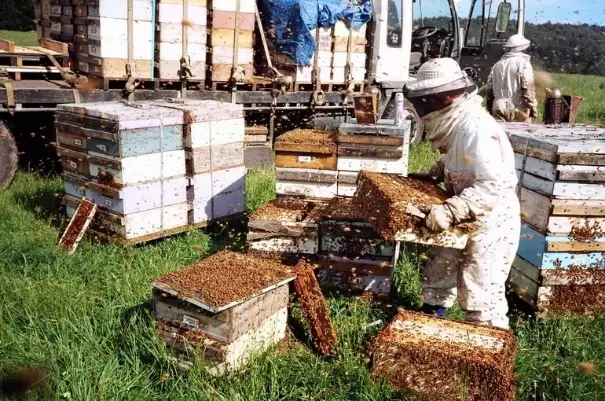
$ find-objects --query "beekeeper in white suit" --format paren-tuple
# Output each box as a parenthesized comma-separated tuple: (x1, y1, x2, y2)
(485, 34, 537, 122)
(405, 58, 520, 330)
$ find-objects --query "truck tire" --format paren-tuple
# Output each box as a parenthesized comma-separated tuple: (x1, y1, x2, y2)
(404, 99, 425, 145)
(0, 120, 18, 190)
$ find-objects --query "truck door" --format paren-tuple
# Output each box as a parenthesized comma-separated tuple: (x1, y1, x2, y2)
(370, 0, 413, 85)
(458, 0, 525, 86)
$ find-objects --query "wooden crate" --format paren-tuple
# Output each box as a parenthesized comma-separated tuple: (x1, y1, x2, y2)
(316, 254, 395, 295)
(157, 0, 207, 80)
(508, 255, 605, 314)
(0, 38, 69, 81)
(247, 199, 326, 256)
(369, 311, 517, 401)
(63, 173, 188, 214)
(275, 168, 338, 199)
(65, 194, 189, 240)
(153, 284, 288, 344)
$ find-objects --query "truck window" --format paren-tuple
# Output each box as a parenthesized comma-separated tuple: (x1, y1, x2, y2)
(387, 0, 403, 47)
(465, 0, 484, 47)
(412, 0, 453, 32)
(485, 0, 518, 41)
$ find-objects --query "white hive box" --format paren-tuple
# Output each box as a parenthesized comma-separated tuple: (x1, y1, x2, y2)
(157, 0, 207, 80)
(188, 166, 247, 223)
(77, 0, 155, 80)
(152, 251, 295, 374)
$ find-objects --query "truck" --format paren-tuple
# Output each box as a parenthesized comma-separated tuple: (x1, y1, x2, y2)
(0, 0, 526, 190)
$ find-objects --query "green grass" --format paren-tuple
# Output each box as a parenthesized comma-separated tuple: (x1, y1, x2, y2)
(1, 144, 605, 400)
(543, 73, 605, 126)
(0, 30, 38, 46)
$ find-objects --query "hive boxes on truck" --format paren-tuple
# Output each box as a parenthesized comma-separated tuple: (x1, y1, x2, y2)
(336, 119, 410, 197)
(504, 123, 605, 313)
(208, 0, 255, 83)
(55, 99, 246, 244)
(152, 251, 295, 374)
(76, 0, 156, 80)
(369, 310, 517, 401)
(157, 0, 207, 81)
(274, 130, 339, 199)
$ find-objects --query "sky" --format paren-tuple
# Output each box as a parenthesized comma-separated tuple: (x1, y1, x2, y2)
(418, 0, 605, 25)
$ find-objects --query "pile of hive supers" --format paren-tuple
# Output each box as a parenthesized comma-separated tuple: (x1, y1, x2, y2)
(505, 122, 605, 313)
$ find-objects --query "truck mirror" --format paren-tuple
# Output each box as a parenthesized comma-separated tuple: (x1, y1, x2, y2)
(495, 2, 512, 33)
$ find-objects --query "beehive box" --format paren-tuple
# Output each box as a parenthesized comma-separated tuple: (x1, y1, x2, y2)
(504, 122, 605, 313)
(316, 198, 398, 295)
(275, 129, 338, 199)
(247, 199, 328, 257)
(337, 119, 410, 177)
(353, 171, 471, 248)
(208, 0, 255, 82)
(369, 310, 517, 401)
(157, 0, 207, 80)
(152, 251, 295, 374)
(74, 0, 155, 80)
(187, 166, 246, 223)
(331, 21, 367, 83)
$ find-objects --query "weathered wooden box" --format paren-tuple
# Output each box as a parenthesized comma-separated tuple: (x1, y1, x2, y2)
(157, 0, 207, 80)
(275, 168, 338, 199)
(337, 120, 410, 175)
(152, 251, 295, 374)
(247, 199, 327, 257)
(369, 310, 517, 401)
(187, 166, 246, 223)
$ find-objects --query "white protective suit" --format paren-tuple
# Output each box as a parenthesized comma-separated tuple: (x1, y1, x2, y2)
(420, 92, 521, 329)
(487, 52, 537, 122)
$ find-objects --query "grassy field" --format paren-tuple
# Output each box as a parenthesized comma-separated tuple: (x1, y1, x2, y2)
(1, 147, 605, 400)
(0, 30, 38, 46)
(1, 28, 605, 401)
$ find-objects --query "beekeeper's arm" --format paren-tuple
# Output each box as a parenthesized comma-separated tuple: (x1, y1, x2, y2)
(425, 134, 506, 231)
(520, 59, 537, 118)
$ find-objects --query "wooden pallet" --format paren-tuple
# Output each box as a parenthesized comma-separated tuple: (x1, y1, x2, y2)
(0, 38, 69, 80)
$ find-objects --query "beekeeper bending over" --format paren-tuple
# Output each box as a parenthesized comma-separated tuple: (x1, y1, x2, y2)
(405, 58, 520, 330)
(485, 34, 537, 122)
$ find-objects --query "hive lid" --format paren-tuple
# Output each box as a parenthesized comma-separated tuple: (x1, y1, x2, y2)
(152, 251, 296, 313)
(503, 122, 605, 154)
(147, 99, 244, 123)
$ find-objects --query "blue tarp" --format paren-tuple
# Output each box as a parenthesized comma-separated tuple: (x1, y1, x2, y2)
(258, 0, 373, 66)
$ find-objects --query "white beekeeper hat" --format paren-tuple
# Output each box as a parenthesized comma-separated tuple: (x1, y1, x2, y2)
(503, 34, 531, 52)
(404, 58, 475, 98)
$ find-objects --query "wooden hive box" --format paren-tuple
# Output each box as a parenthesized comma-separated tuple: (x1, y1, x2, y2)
(157, 0, 207, 80)
(508, 255, 605, 314)
(353, 171, 471, 249)
(316, 198, 398, 295)
(247, 198, 328, 258)
(336, 171, 358, 197)
(56, 101, 186, 186)
(76, 0, 155, 80)
(369, 310, 517, 401)
(152, 251, 296, 374)
(331, 20, 367, 83)
(336, 120, 410, 176)
(275, 129, 338, 199)
(208, 0, 255, 82)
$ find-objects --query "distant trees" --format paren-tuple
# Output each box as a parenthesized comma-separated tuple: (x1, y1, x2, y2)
(0, 0, 35, 31)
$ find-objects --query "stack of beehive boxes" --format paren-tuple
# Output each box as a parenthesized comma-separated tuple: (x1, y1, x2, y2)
(56, 99, 246, 244)
(273, 27, 333, 84)
(157, 0, 207, 81)
(274, 129, 338, 199)
(56, 101, 189, 243)
(152, 251, 295, 374)
(336, 120, 410, 197)
(331, 21, 367, 83)
(317, 198, 399, 295)
(209, 0, 255, 83)
(48, 1, 63, 41)
(34, 0, 52, 40)
(505, 123, 605, 314)
(64, 0, 156, 80)
(149, 99, 246, 224)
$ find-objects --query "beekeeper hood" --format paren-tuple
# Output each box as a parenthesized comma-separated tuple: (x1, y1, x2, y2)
(503, 34, 530, 53)
(405, 58, 479, 152)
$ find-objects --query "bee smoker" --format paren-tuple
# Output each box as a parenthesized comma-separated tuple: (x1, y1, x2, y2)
(544, 88, 563, 125)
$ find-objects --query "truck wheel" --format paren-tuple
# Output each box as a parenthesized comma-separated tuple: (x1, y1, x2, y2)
(0, 120, 18, 190)
(404, 99, 425, 145)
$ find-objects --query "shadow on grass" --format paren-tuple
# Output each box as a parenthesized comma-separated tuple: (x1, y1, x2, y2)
(114, 300, 159, 368)
(12, 185, 66, 230)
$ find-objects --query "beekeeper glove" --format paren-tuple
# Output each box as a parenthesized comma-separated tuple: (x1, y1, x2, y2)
(425, 204, 454, 232)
